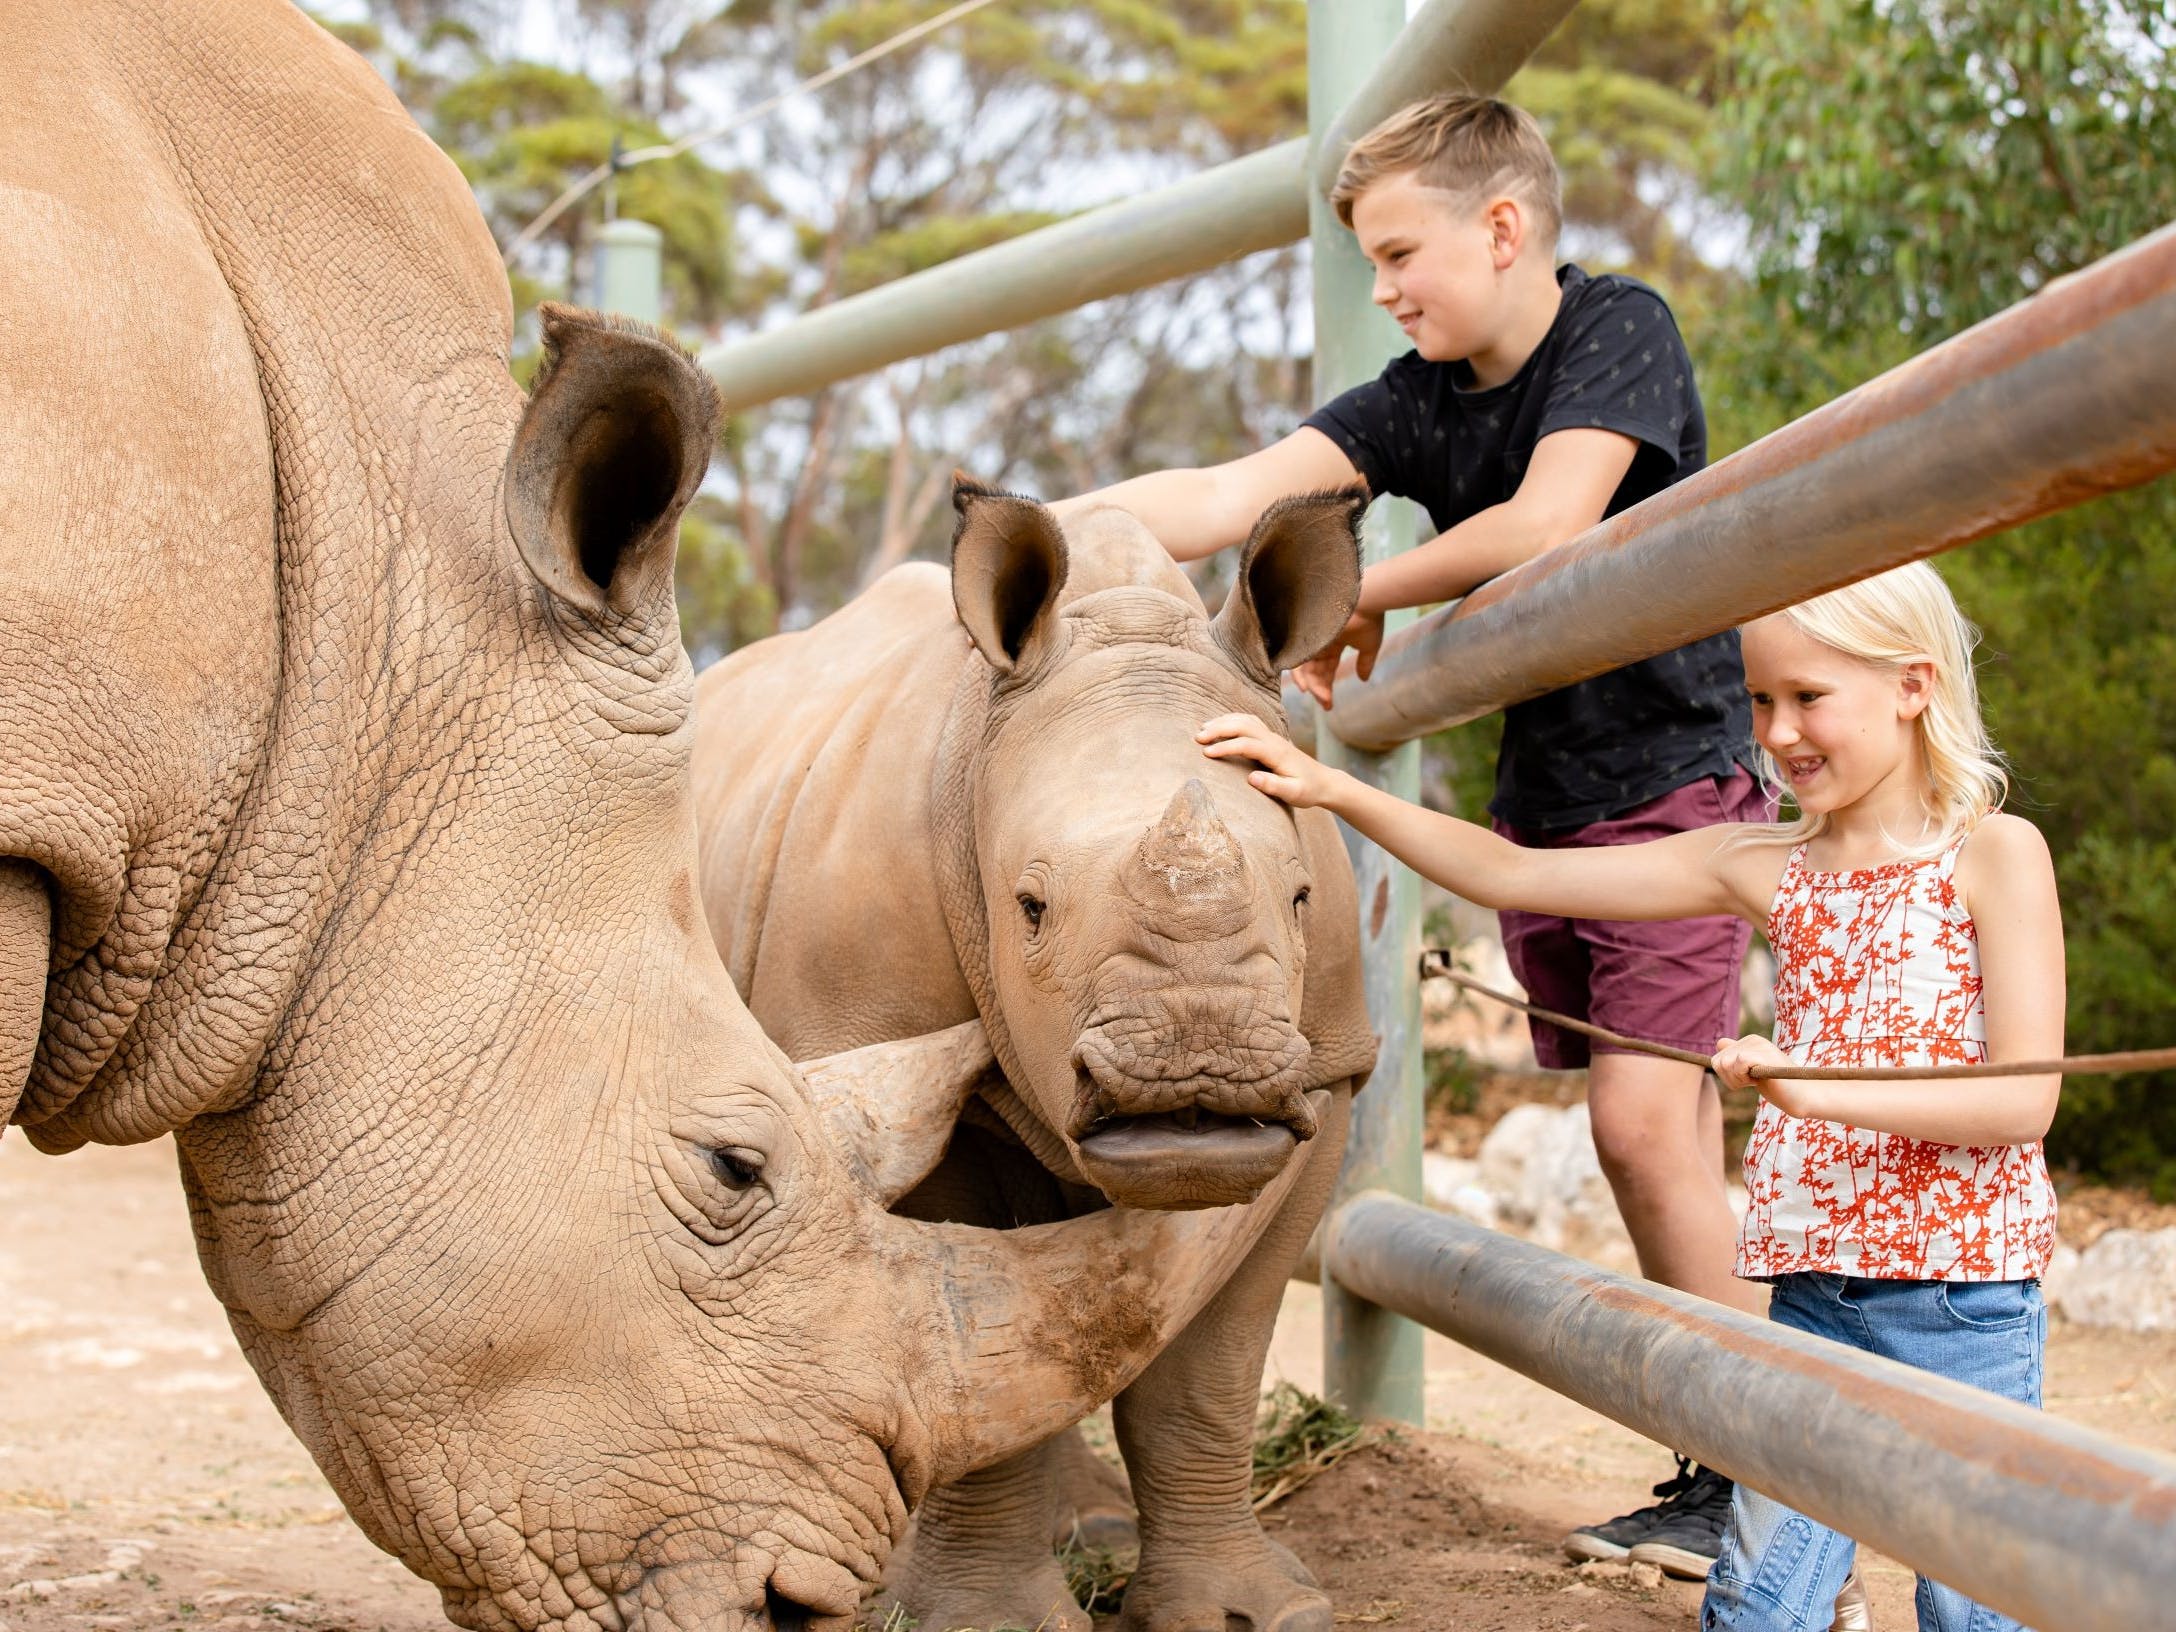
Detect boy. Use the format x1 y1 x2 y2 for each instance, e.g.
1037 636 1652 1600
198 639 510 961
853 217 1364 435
1052 94 1775 1578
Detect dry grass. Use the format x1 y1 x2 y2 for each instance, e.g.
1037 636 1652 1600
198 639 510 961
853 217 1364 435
1250 1383 1381 1513
1056 1532 1134 1615
1333 1600 1410 1624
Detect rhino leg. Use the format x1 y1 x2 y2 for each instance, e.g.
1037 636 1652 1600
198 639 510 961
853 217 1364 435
1047 1420 1136 1551
877 1441 1091 1632
1110 1084 1353 1632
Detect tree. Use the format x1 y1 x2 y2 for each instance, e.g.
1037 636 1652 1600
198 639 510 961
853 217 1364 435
691 0 1316 626
317 3 744 330
1715 0 2176 1191
318 0 1323 649
1512 0 1726 292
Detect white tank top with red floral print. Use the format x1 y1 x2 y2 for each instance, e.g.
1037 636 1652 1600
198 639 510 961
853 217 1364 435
1736 835 2056 1282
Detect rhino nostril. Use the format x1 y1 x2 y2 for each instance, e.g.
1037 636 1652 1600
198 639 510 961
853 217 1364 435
761 1587 812 1630
765 1547 864 1629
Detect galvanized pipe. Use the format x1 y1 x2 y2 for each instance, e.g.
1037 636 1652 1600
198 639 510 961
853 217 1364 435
696 0 1575 412
594 217 663 324
1318 220 2176 752
1324 1191 2176 1632
699 140 1308 411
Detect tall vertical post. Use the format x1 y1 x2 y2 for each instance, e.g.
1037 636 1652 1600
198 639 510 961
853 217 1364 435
1309 2 1427 1427
594 217 664 325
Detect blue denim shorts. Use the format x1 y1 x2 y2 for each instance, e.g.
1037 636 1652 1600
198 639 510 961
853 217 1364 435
1702 1272 2045 1632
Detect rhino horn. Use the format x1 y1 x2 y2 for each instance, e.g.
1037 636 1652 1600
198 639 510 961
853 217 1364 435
797 1020 997 1206
1129 778 1247 908
886 1111 1315 1492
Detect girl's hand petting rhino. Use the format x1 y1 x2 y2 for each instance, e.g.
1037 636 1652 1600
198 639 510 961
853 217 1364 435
1198 712 1349 810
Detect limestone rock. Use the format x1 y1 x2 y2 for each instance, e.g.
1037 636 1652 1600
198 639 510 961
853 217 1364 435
2042 1242 2080 1310
1421 1151 1498 1226
2051 1228 2176 1331
1475 1102 1618 1250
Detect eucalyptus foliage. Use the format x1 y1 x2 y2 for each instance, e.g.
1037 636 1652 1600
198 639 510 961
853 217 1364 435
1716 0 2176 1191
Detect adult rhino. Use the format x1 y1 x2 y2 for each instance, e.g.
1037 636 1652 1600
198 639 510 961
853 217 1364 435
1 4 1311 1626
691 484 1378 1631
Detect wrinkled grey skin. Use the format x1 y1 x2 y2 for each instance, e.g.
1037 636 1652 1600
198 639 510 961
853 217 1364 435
0 6 1304 1627
696 488 1378 1211
690 486 1379 1631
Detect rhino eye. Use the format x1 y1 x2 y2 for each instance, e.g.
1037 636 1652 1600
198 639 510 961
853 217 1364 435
1016 892 1046 932
1292 885 1311 911
709 1146 765 1190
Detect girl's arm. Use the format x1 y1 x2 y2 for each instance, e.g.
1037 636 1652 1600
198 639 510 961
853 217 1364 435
1198 713 1771 925
1714 815 2066 1145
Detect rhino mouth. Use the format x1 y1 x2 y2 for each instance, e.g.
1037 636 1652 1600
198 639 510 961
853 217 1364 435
1073 1101 1303 1211
1064 1022 1316 1208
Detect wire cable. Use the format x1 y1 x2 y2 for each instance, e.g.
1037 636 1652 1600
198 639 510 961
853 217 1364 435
1420 950 2176 1081
503 0 1007 265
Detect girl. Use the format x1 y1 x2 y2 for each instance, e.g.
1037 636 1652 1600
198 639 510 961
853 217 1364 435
1200 562 2063 1632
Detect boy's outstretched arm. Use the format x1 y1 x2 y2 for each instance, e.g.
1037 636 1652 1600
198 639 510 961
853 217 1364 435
1198 713 1756 924
1048 427 1363 563
1294 427 1637 708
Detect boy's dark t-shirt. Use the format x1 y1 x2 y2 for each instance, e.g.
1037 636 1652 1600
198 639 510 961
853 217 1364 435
1302 263 1753 830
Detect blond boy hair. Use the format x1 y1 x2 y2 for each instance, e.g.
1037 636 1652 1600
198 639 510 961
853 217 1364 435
1330 92 1563 246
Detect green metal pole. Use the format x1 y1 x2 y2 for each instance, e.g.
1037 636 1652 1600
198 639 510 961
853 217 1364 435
1309 0 1428 1428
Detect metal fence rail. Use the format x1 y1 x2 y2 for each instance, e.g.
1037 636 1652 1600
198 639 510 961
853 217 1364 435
699 140 1309 411
1318 219 2176 751
1325 1192 2176 1632
696 0 1578 413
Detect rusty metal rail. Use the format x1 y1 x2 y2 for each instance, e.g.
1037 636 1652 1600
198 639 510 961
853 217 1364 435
1323 1191 2176 1632
1319 219 2176 752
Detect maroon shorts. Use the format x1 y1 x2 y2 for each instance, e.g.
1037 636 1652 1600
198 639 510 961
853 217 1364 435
1492 767 1776 1069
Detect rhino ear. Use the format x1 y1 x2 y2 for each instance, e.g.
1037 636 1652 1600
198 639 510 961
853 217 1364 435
1213 486 1367 681
503 304 719 617
950 472 1069 674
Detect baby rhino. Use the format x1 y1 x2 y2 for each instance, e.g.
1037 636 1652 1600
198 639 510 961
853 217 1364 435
692 480 1377 1632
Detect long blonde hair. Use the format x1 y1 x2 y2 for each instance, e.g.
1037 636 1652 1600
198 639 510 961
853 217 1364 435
1756 562 2008 856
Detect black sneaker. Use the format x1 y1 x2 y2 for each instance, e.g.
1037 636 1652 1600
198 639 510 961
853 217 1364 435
1562 1456 1730 1566
1625 1462 1734 1579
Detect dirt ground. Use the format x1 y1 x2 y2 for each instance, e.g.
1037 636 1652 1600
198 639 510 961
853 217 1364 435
4 1135 2171 1632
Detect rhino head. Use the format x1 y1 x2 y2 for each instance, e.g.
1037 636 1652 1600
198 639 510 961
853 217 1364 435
4 269 1298 1627
938 480 1377 1211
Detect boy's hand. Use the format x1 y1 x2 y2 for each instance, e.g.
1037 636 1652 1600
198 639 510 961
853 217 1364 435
1291 609 1385 710
1713 1034 1825 1119
1198 714 1343 809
